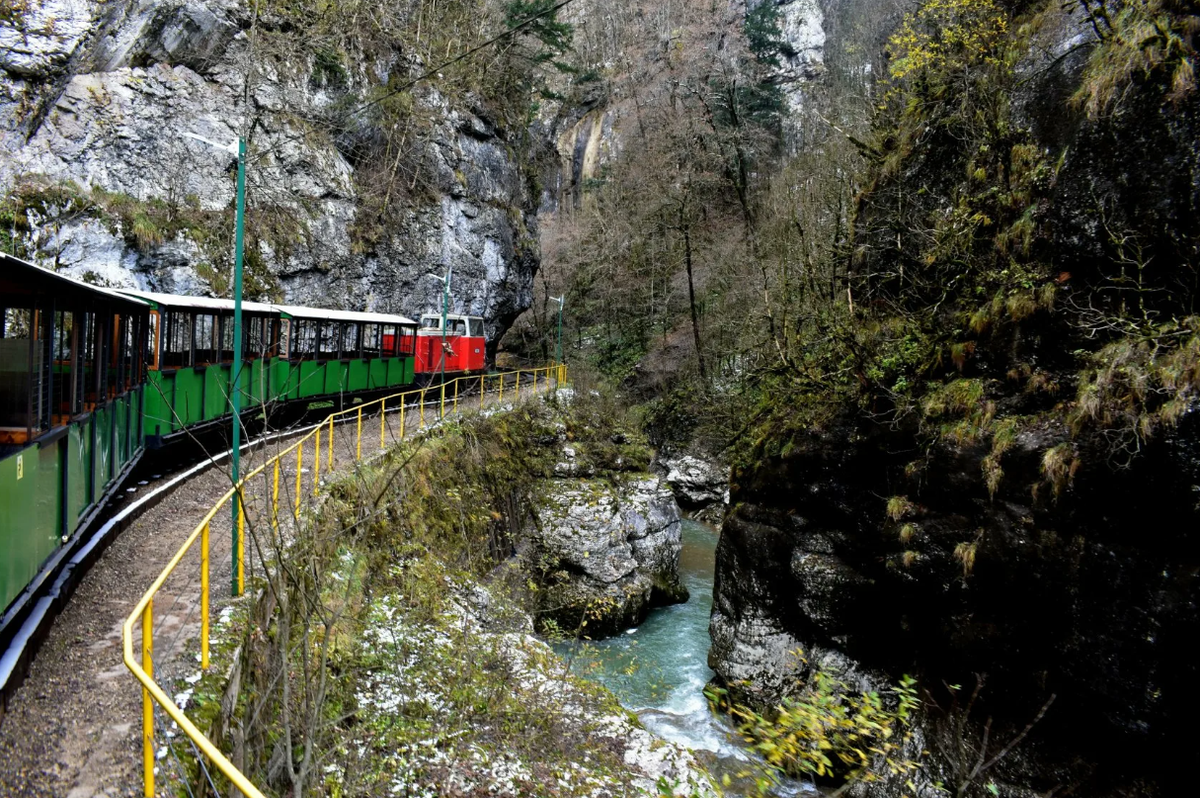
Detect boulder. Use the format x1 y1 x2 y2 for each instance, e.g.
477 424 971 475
657 451 728 509
525 474 688 638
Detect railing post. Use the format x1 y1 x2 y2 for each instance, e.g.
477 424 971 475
272 459 280 535
499 373 504 404
380 397 386 450
314 428 321 495
440 382 446 420
400 397 406 439
453 379 459 414
515 372 520 400
142 599 154 798
294 443 303 517
420 389 426 428
328 416 334 470
356 407 362 461
237 489 245 595
479 374 485 407
201 523 210 669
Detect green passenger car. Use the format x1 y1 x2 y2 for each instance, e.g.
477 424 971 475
1 256 150 617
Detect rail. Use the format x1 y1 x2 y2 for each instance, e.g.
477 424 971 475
122 364 567 797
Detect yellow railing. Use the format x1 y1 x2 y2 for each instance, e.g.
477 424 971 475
122 364 566 798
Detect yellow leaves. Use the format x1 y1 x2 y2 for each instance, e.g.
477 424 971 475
886 0 1010 86
729 668 926 793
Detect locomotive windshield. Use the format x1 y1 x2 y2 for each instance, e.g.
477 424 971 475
419 314 441 330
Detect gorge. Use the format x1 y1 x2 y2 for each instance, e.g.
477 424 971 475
2 0 1197 796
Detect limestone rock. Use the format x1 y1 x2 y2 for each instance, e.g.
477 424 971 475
1 0 539 347
526 474 688 637
658 452 728 509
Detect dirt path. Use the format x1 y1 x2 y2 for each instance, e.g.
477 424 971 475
0 382 546 797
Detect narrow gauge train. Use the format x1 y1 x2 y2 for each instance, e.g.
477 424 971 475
0 253 486 663
413 312 487 378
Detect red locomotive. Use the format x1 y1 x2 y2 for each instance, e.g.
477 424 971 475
402 313 486 380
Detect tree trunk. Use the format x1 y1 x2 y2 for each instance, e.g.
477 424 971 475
682 217 708 385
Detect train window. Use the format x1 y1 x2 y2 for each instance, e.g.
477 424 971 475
448 318 467 335
267 319 281 358
219 315 235 362
278 319 291 359
318 322 340 359
0 307 34 432
292 319 317 360
86 310 106 406
52 310 78 420
146 312 158 371
468 318 484 337
121 315 138 391
420 314 441 330
342 323 360 358
106 315 120 398
162 311 194 369
244 316 270 359
76 311 94 410
195 313 216 364
362 324 381 358
397 325 416 356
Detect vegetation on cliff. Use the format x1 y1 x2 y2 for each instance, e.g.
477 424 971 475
516 1 1198 795
176 391 710 797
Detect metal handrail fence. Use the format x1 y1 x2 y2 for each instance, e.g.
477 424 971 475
122 364 567 797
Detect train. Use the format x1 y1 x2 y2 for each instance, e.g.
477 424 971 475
0 253 486 646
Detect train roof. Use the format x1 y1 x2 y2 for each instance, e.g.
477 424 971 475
2 254 151 310
120 289 416 326
273 304 416 326
122 289 279 315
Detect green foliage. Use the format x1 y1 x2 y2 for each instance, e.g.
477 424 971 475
1069 318 1200 462
711 655 924 792
1074 0 1199 117
503 0 574 67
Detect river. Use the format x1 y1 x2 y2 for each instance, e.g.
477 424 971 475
555 519 815 796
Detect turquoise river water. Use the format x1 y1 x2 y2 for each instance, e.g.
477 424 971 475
555 519 815 796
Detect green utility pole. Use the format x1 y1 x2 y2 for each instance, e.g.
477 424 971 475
551 295 564 364
230 136 246 596
183 130 247 596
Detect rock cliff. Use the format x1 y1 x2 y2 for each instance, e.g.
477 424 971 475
708 1 1200 796
1 0 541 340
525 473 688 637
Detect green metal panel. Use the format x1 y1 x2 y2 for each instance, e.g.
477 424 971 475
347 359 369 392
275 359 297 401
202 366 232 422
368 359 388 390
0 444 62 613
298 361 325 399
115 397 129 470
68 422 88 522
94 405 113 491
172 368 204 429
143 372 172 438
247 358 267 409
386 358 405 387
323 361 346 395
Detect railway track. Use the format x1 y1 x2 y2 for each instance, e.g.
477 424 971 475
0 376 527 796
0 380 495 724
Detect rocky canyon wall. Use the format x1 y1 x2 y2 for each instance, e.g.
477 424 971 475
1 0 540 340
